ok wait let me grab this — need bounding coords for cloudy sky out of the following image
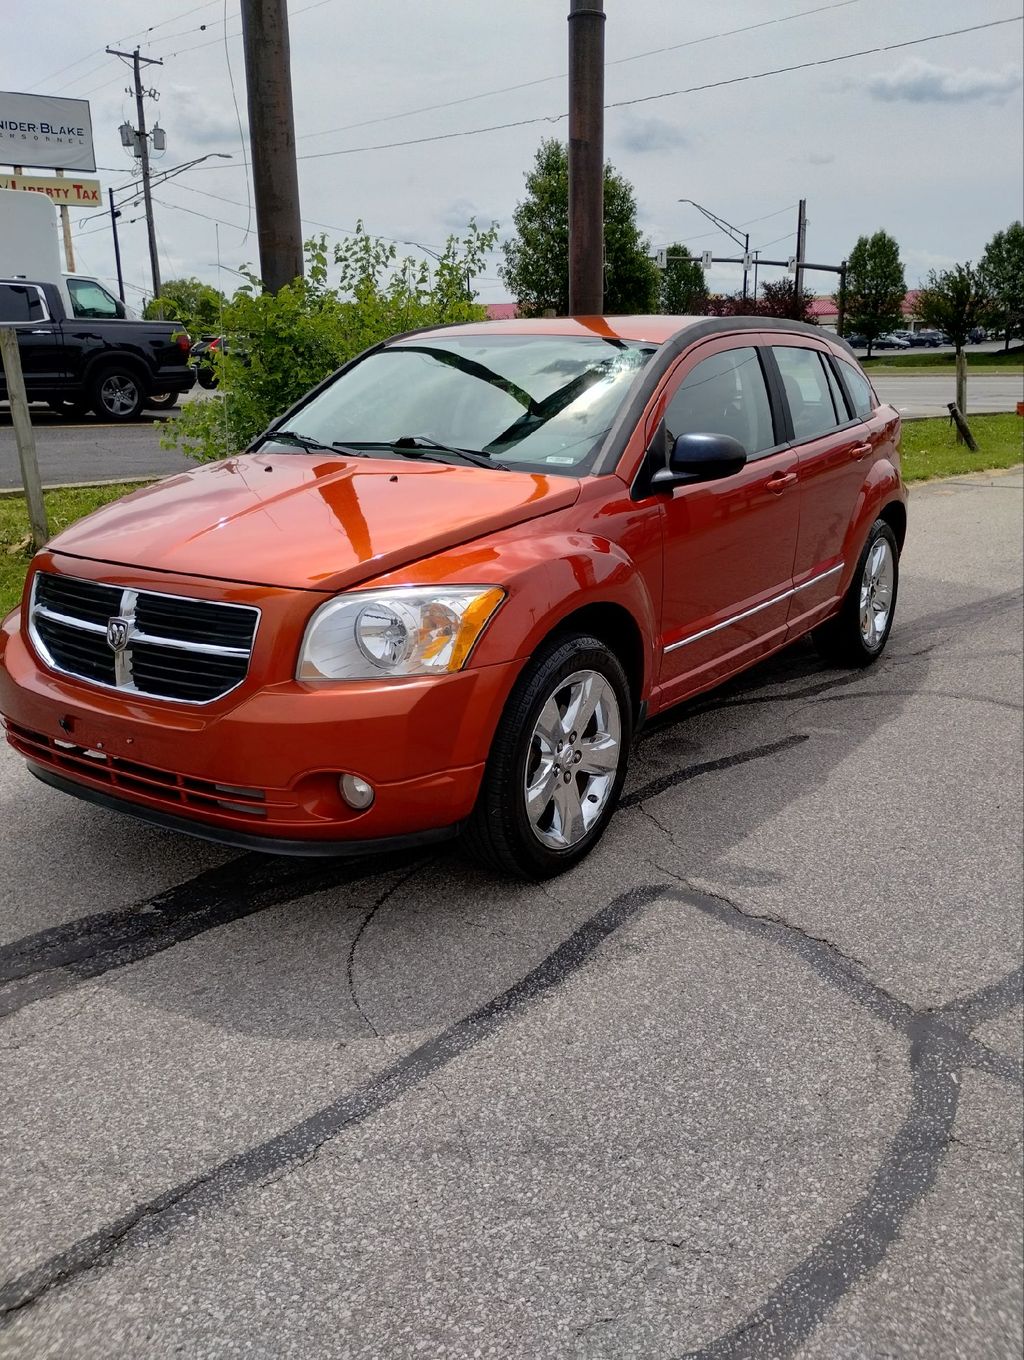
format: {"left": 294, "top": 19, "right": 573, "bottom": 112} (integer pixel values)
{"left": 3, "top": 0, "right": 1022, "bottom": 307}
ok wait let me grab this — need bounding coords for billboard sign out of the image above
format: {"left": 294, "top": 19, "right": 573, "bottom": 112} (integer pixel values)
{"left": 0, "top": 91, "right": 95, "bottom": 172}
{"left": 0, "top": 172, "right": 101, "bottom": 206}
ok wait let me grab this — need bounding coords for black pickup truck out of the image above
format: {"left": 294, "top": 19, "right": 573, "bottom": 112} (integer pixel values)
{"left": 0, "top": 278, "right": 195, "bottom": 421}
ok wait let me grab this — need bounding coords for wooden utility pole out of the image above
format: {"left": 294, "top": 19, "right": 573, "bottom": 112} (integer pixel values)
{"left": 106, "top": 46, "right": 164, "bottom": 302}
{"left": 0, "top": 329, "right": 48, "bottom": 548}
{"left": 55, "top": 170, "right": 76, "bottom": 273}
{"left": 568, "top": 0, "right": 605, "bottom": 316}
{"left": 240, "top": 0, "right": 304, "bottom": 292}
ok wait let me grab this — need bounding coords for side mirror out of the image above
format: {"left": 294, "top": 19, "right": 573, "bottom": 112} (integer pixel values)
{"left": 651, "top": 431, "right": 747, "bottom": 488}
{"left": 114, "top": 299, "right": 127, "bottom": 319}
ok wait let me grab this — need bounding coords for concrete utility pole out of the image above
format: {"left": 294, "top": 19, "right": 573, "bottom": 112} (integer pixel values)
{"left": 793, "top": 198, "right": 808, "bottom": 314}
{"left": 240, "top": 0, "right": 304, "bottom": 292}
{"left": 568, "top": 0, "right": 605, "bottom": 316}
{"left": 106, "top": 46, "right": 164, "bottom": 302}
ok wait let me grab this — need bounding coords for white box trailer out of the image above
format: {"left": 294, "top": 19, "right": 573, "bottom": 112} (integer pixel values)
{"left": 0, "top": 188, "right": 137, "bottom": 317}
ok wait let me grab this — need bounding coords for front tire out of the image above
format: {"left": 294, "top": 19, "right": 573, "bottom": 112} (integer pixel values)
{"left": 464, "top": 634, "right": 632, "bottom": 879}
{"left": 814, "top": 519, "right": 899, "bottom": 667}
{"left": 146, "top": 391, "right": 178, "bottom": 411}
{"left": 89, "top": 365, "right": 146, "bottom": 421}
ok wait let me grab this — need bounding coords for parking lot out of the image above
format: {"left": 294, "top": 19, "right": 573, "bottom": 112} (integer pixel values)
{"left": 0, "top": 470, "right": 1021, "bottom": 1358}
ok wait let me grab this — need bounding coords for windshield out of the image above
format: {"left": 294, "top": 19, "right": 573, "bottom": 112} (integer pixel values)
{"left": 266, "top": 334, "right": 657, "bottom": 475}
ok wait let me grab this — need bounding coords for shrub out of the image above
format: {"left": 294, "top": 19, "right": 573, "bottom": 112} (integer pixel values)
{"left": 163, "top": 222, "right": 498, "bottom": 463}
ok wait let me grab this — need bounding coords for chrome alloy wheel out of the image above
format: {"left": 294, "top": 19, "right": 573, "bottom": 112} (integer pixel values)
{"left": 524, "top": 668, "right": 622, "bottom": 851}
{"left": 859, "top": 537, "right": 895, "bottom": 648}
{"left": 99, "top": 374, "right": 139, "bottom": 416}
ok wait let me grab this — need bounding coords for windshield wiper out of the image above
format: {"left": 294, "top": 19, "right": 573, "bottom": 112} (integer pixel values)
{"left": 262, "top": 429, "right": 371, "bottom": 458}
{"left": 262, "top": 429, "right": 334, "bottom": 454}
{"left": 391, "top": 435, "right": 508, "bottom": 471}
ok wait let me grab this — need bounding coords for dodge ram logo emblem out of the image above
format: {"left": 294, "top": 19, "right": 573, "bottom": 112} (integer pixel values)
{"left": 106, "top": 618, "right": 131, "bottom": 651}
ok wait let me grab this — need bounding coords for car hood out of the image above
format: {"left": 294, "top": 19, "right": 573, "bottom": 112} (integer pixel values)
{"left": 50, "top": 453, "right": 582, "bottom": 591}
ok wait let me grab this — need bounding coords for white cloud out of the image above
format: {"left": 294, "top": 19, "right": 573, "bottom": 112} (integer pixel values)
{"left": 613, "top": 116, "right": 689, "bottom": 153}
{"left": 864, "top": 58, "right": 1022, "bottom": 104}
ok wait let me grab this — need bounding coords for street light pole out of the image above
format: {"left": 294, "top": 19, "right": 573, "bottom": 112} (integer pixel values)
{"left": 679, "top": 199, "right": 753, "bottom": 305}
{"left": 106, "top": 45, "right": 164, "bottom": 304}
{"left": 108, "top": 188, "right": 124, "bottom": 302}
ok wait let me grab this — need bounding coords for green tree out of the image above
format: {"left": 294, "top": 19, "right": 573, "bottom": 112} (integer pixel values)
{"left": 913, "top": 262, "right": 995, "bottom": 353}
{"left": 163, "top": 222, "right": 497, "bottom": 463}
{"left": 757, "top": 277, "right": 816, "bottom": 323}
{"left": 980, "top": 221, "right": 1024, "bottom": 350}
{"left": 840, "top": 231, "right": 906, "bottom": 357}
{"left": 500, "top": 138, "right": 659, "bottom": 315}
{"left": 144, "top": 277, "right": 226, "bottom": 333}
{"left": 658, "top": 244, "right": 708, "bottom": 314}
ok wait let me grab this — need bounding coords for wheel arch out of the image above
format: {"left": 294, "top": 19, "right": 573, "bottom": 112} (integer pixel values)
{"left": 878, "top": 498, "right": 907, "bottom": 553}
{"left": 83, "top": 350, "right": 152, "bottom": 393}
{"left": 543, "top": 600, "right": 646, "bottom": 724}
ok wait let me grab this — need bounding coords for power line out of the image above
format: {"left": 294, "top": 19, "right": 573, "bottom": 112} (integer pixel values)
{"left": 222, "top": 0, "right": 252, "bottom": 246}
{"left": 292, "top": 15, "right": 1024, "bottom": 162}
{"left": 296, "top": 0, "right": 871, "bottom": 144}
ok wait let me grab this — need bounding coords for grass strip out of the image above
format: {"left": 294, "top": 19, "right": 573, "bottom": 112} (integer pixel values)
{"left": 862, "top": 346, "right": 1024, "bottom": 372}
{"left": 899, "top": 412, "right": 1023, "bottom": 483}
{"left": 1, "top": 483, "right": 141, "bottom": 617}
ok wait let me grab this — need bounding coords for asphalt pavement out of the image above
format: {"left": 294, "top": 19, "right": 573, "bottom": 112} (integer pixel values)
{"left": 0, "top": 470, "right": 1021, "bottom": 1358}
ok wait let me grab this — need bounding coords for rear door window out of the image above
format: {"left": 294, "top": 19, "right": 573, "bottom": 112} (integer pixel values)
{"left": 837, "top": 359, "right": 876, "bottom": 419}
{"left": 0, "top": 284, "right": 46, "bottom": 323}
{"left": 665, "top": 346, "right": 777, "bottom": 456}
{"left": 773, "top": 346, "right": 844, "bottom": 441}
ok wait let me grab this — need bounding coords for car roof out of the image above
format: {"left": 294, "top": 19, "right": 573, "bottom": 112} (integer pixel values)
{"left": 398, "top": 314, "right": 848, "bottom": 350}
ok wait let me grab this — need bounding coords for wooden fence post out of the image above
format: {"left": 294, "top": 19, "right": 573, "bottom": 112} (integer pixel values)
{"left": 954, "top": 348, "right": 968, "bottom": 444}
{"left": 0, "top": 327, "right": 49, "bottom": 549}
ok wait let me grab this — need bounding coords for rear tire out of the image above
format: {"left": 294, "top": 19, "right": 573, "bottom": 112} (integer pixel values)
{"left": 197, "top": 368, "right": 218, "bottom": 390}
{"left": 89, "top": 364, "right": 146, "bottom": 422}
{"left": 146, "top": 391, "right": 178, "bottom": 411}
{"left": 463, "top": 633, "right": 632, "bottom": 879}
{"left": 814, "top": 519, "right": 899, "bottom": 667}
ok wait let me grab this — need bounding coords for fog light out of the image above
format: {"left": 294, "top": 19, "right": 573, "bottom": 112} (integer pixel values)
{"left": 339, "top": 773, "right": 375, "bottom": 810}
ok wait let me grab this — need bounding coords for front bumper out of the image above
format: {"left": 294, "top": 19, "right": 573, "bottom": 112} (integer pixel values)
{"left": 0, "top": 607, "right": 522, "bottom": 852}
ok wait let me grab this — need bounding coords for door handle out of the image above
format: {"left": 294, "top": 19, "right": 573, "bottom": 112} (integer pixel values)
{"left": 767, "top": 471, "right": 798, "bottom": 493}
{"left": 851, "top": 442, "right": 872, "bottom": 461}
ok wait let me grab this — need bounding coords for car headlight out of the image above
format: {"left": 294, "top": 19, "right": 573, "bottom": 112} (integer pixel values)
{"left": 297, "top": 585, "right": 506, "bottom": 681}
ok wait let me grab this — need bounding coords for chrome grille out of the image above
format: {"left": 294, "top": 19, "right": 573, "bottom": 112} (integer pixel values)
{"left": 30, "top": 572, "right": 260, "bottom": 704}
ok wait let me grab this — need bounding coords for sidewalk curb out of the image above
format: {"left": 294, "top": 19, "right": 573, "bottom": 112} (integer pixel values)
{"left": 0, "top": 477, "right": 160, "bottom": 499}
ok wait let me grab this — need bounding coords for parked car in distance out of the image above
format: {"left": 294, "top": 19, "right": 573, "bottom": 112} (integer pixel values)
{"left": 0, "top": 278, "right": 195, "bottom": 420}
{"left": 907, "top": 330, "right": 943, "bottom": 348}
{"left": 0, "top": 315, "right": 906, "bottom": 878}
{"left": 191, "top": 334, "right": 223, "bottom": 389}
{"left": 873, "top": 333, "right": 911, "bottom": 350}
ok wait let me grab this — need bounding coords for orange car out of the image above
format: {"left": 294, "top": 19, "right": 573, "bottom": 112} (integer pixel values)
{"left": 0, "top": 316, "right": 905, "bottom": 877}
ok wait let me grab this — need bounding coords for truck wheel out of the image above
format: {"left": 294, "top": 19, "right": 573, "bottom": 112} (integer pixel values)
{"left": 146, "top": 392, "right": 178, "bottom": 411}
{"left": 464, "top": 633, "right": 632, "bottom": 879}
{"left": 90, "top": 365, "right": 146, "bottom": 421}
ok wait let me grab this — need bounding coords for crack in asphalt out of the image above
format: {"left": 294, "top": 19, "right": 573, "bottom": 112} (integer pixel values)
{"left": 0, "top": 883, "right": 669, "bottom": 1323}
{"left": 2, "top": 879, "right": 1019, "bottom": 1353}
{"left": 0, "top": 852, "right": 420, "bottom": 1021}
{"left": 621, "top": 735, "right": 809, "bottom": 808}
